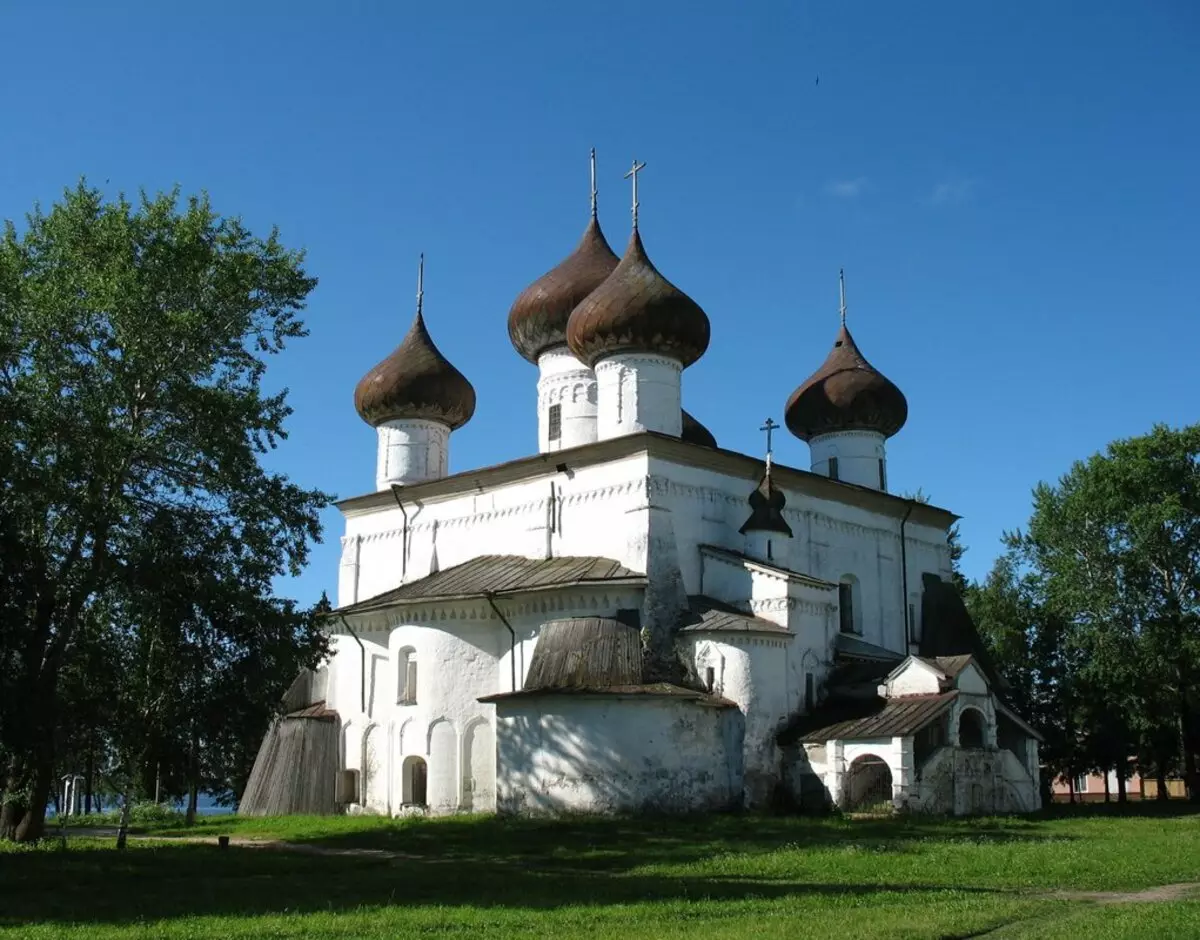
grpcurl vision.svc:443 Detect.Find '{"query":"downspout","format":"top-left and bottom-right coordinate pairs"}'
top-left (485, 593), bottom-right (518, 692)
top-left (339, 615), bottom-right (367, 715)
top-left (900, 502), bottom-right (915, 650)
top-left (389, 484), bottom-right (408, 580)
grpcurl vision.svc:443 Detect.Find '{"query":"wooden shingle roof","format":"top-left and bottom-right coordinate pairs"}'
top-left (338, 555), bottom-right (645, 613)
top-left (780, 691), bottom-right (958, 745)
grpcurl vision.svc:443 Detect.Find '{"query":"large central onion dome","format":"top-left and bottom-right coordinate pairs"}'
top-left (566, 228), bottom-right (710, 368)
top-left (508, 215), bottom-right (620, 363)
top-left (784, 322), bottom-right (907, 442)
top-left (354, 302), bottom-right (476, 430)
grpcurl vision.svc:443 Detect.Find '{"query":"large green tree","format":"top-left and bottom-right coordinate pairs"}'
top-left (1007, 424), bottom-right (1200, 801)
top-left (0, 182), bottom-right (330, 840)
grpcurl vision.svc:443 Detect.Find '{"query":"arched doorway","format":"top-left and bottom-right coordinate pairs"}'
top-left (402, 755), bottom-right (428, 807)
top-left (959, 708), bottom-right (986, 749)
top-left (845, 755), bottom-right (893, 812)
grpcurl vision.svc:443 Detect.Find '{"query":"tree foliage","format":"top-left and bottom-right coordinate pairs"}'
top-left (0, 182), bottom-right (331, 839)
top-left (967, 423), bottom-right (1200, 802)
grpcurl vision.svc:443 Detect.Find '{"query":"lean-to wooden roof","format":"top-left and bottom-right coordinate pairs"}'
top-left (337, 555), bottom-right (645, 613)
top-left (781, 691), bottom-right (958, 745)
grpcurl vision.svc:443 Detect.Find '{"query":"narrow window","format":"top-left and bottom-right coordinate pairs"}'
top-left (878, 458), bottom-right (887, 491)
top-left (705, 666), bottom-right (715, 693)
top-left (547, 404), bottom-right (562, 442)
top-left (401, 658), bottom-right (418, 704)
top-left (838, 582), bottom-right (855, 634)
top-left (828, 456), bottom-right (840, 481)
top-left (766, 539), bottom-right (773, 561)
top-left (805, 672), bottom-right (815, 712)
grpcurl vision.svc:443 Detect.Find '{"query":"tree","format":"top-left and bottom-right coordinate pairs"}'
top-left (1008, 424), bottom-right (1200, 802)
top-left (0, 182), bottom-right (330, 839)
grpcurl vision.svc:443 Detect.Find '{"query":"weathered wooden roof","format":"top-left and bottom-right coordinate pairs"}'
top-left (914, 654), bottom-right (976, 679)
top-left (834, 633), bottom-right (904, 662)
top-left (523, 617), bottom-right (642, 690)
top-left (781, 691), bottom-right (958, 745)
top-left (678, 596), bottom-right (790, 634)
top-left (338, 555), bottom-right (645, 613)
top-left (699, 544), bottom-right (837, 588)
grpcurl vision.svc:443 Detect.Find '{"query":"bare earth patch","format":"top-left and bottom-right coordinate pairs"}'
top-left (1046, 882), bottom-right (1200, 904)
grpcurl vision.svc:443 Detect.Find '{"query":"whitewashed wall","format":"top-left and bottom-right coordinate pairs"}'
top-left (494, 695), bottom-right (743, 814)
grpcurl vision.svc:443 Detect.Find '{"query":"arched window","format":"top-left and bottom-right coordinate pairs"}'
top-left (397, 647), bottom-right (417, 705)
top-left (959, 708), bottom-right (986, 749)
top-left (838, 576), bottom-right (860, 634)
top-left (401, 755), bottom-right (428, 807)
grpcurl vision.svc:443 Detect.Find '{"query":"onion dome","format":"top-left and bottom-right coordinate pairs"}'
top-left (508, 215), bottom-right (620, 363)
top-left (739, 469), bottom-right (793, 536)
top-left (566, 228), bottom-right (711, 368)
top-left (681, 410), bottom-right (717, 448)
top-left (784, 323), bottom-right (907, 442)
top-left (354, 259), bottom-right (476, 429)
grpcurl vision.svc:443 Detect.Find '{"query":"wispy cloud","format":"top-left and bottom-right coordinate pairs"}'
top-left (929, 178), bottom-right (975, 206)
top-left (826, 177), bottom-right (869, 198)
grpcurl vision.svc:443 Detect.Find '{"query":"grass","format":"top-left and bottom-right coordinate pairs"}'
top-left (4, 804), bottom-right (1200, 938)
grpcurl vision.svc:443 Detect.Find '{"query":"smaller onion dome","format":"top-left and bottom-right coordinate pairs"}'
top-left (681, 410), bottom-right (717, 448)
top-left (784, 323), bottom-right (907, 442)
top-left (739, 469), bottom-right (793, 536)
top-left (508, 215), bottom-right (620, 363)
top-left (354, 259), bottom-right (476, 429)
top-left (566, 228), bottom-right (710, 368)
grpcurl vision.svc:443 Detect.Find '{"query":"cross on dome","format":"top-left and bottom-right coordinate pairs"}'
top-left (625, 159), bottom-right (646, 229)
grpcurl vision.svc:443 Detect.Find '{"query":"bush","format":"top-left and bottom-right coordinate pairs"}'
top-left (62, 802), bottom-right (187, 829)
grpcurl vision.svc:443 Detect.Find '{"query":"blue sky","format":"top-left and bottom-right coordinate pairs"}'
top-left (3, 1), bottom-right (1198, 604)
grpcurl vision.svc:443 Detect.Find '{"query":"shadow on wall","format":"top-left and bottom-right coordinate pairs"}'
top-left (495, 695), bottom-right (745, 815)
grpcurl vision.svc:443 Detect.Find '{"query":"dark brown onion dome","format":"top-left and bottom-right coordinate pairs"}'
top-left (353, 310), bottom-right (476, 429)
top-left (739, 471), bottom-right (793, 536)
top-left (784, 324), bottom-right (907, 442)
top-left (507, 216), bottom-right (620, 363)
top-left (681, 409), bottom-right (717, 448)
top-left (566, 229), bottom-right (710, 368)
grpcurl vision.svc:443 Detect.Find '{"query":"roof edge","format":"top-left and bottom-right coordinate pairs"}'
top-left (336, 432), bottom-right (959, 528)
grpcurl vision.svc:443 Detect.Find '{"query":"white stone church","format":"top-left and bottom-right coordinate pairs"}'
top-left (242, 157), bottom-right (1043, 818)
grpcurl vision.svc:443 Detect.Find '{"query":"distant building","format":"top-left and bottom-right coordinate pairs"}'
top-left (1050, 769), bottom-right (1187, 802)
top-left (243, 155), bottom-right (1042, 817)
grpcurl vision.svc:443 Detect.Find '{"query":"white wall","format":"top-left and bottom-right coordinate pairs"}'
top-left (808, 430), bottom-right (887, 491)
top-left (595, 354), bottom-right (683, 439)
top-left (495, 695), bottom-right (743, 814)
top-left (537, 345), bottom-right (598, 452)
top-left (375, 418), bottom-right (450, 490)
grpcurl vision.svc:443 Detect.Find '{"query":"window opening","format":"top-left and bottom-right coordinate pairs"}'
top-left (705, 666), bottom-right (715, 693)
top-left (548, 404), bottom-right (562, 441)
top-left (828, 456), bottom-right (840, 481)
top-left (838, 582), bottom-right (855, 634)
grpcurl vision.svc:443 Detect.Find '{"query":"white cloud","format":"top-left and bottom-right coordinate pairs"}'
top-left (826, 177), bottom-right (869, 198)
top-left (929, 178), bottom-right (975, 206)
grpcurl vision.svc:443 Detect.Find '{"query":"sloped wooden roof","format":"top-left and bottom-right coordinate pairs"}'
top-left (781, 691), bottom-right (958, 745)
top-left (522, 617), bottom-right (642, 690)
top-left (678, 596), bottom-right (790, 634)
top-left (338, 555), bottom-right (645, 613)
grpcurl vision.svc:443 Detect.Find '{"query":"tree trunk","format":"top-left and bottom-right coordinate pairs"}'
top-left (1103, 768), bottom-right (1111, 803)
top-left (0, 761), bottom-right (26, 841)
top-left (84, 741), bottom-right (94, 816)
top-left (1068, 774), bottom-right (1076, 804)
top-left (14, 749), bottom-right (54, 842)
top-left (185, 721), bottom-right (199, 827)
top-left (1156, 757), bottom-right (1170, 800)
top-left (1177, 690), bottom-right (1200, 803)
top-left (1116, 764), bottom-right (1127, 803)
top-left (116, 792), bottom-right (132, 850)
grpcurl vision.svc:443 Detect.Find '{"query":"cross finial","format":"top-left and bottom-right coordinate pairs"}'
top-left (760, 418), bottom-right (780, 472)
top-left (590, 147), bottom-right (598, 218)
top-left (625, 158), bottom-right (646, 229)
top-left (839, 267), bottom-right (847, 327)
top-left (416, 253), bottom-right (424, 319)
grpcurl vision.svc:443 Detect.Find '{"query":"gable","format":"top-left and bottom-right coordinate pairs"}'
top-left (884, 657), bottom-right (944, 697)
top-left (955, 662), bottom-right (989, 695)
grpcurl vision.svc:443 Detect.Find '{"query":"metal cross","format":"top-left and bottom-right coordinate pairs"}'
top-left (839, 267), bottom-right (847, 327)
top-left (760, 418), bottom-right (779, 465)
top-left (416, 253), bottom-right (424, 318)
top-left (590, 147), bottom-right (598, 218)
top-left (625, 158), bottom-right (646, 228)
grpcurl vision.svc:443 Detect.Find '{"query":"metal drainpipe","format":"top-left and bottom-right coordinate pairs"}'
top-left (900, 502), bottom-right (915, 650)
top-left (389, 484), bottom-right (408, 580)
top-left (485, 593), bottom-right (518, 692)
top-left (339, 615), bottom-right (367, 715)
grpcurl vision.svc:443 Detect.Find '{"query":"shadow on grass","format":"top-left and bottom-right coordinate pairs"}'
top-left (0, 812), bottom-right (1076, 928)
top-left (0, 840), bottom-right (1017, 928)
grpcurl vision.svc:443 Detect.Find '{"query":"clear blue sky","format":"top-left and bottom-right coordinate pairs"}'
top-left (4, 1), bottom-right (1198, 604)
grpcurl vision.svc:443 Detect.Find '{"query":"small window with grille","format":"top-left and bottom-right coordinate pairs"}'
top-left (878, 458), bottom-right (887, 491)
top-left (828, 456), bottom-right (840, 481)
top-left (548, 404), bottom-right (562, 441)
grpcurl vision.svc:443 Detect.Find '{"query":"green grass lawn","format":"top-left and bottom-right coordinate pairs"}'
top-left (4, 805), bottom-right (1200, 938)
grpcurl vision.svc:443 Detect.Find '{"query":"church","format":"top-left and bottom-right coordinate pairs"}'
top-left (241, 154), bottom-right (1043, 818)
